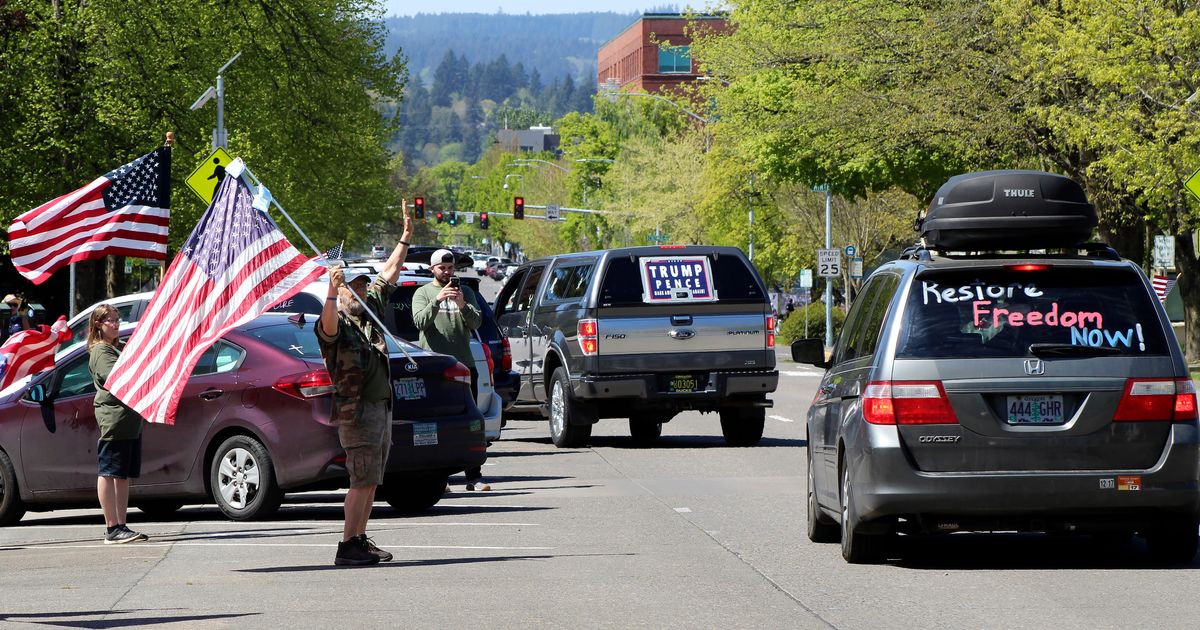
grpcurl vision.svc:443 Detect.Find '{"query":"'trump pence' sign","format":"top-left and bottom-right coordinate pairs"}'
top-left (639, 256), bottom-right (717, 303)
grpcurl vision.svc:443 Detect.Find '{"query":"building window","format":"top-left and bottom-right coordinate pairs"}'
top-left (658, 45), bottom-right (691, 74)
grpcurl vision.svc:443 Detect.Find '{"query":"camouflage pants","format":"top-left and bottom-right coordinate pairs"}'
top-left (338, 400), bottom-right (392, 488)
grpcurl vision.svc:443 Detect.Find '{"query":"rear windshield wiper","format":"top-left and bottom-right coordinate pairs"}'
top-left (1028, 343), bottom-right (1123, 357)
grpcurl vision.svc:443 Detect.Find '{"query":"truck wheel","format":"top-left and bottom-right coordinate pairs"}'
top-left (0, 449), bottom-right (26, 526)
top-left (1143, 517), bottom-right (1199, 565)
top-left (548, 367), bottom-right (593, 448)
top-left (209, 435), bottom-right (283, 521)
top-left (383, 475), bottom-right (447, 513)
top-left (628, 416), bottom-right (663, 446)
top-left (719, 407), bottom-right (765, 446)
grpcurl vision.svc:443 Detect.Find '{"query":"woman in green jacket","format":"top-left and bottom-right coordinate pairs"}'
top-left (87, 304), bottom-right (148, 544)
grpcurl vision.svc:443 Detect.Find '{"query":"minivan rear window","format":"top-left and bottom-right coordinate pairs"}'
top-left (896, 267), bottom-right (1169, 358)
top-left (599, 254), bottom-right (765, 307)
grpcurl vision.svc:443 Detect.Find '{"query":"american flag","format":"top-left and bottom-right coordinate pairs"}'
top-left (0, 316), bottom-right (70, 389)
top-left (324, 240), bottom-right (344, 261)
top-left (106, 164), bottom-right (325, 424)
top-left (1152, 274), bottom-right (1178, 303)
top-left (8, 148), bottom-right (170, 285)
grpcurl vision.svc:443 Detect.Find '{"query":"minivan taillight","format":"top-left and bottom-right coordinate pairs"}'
top-left (273, 370), bottom-right (335, 399)
top-left (500, 337), bottom-right (513, 372)
top-left (766, 315), bottom-right (776, 349)
top-left (862, 381), bottom-right (958, 425)
top-left (1114, 378), bottom-right (1198, 422)
top-left (578, 319), bottom-right (598, 356)
top-left (443, 362), bottom-right (472, 384)
top-left (482, 344), bottom-right (495, 375)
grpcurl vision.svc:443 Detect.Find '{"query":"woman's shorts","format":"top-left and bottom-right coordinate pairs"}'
top-left (97, 437), bottom-right (142, 479)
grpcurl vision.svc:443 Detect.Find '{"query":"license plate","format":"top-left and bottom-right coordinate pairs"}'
top-left (1005, 394), bottom-right (1065, 425)
top-left (393, 378), bottom-right (427, 401)
top-left (668, 375), bottom-right (701, 393)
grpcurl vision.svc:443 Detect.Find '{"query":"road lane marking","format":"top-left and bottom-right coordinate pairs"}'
top-left (2, 543), bottom-right (555, 551)
top-left (673, 507), bottom-right (691, 513)
top-left (769, 415), bottom-right (794, 423)
top-left (781, 370), bottom-right (822, 377)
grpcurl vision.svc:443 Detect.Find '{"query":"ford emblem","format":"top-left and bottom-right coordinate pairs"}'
top-left (668, 329), bottom-right (695, 340)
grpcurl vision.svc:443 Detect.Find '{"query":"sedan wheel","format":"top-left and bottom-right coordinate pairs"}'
top-left (0, 449), bottom-right (26, 526)
top-left (209, 435), bottom-right (282, 521)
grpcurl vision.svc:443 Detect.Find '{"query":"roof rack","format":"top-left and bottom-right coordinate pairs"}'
top-left (899, 241), bottom-right (1121, 262)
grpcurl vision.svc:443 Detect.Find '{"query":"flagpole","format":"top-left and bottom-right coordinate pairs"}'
top-left (234, 163), bottom-right (419, 369)
top-left (69, 265), bottom-right (75, 318)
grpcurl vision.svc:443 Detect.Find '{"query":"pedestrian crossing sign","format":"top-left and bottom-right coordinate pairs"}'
top-left (185, 147), bottom-right (236, 205)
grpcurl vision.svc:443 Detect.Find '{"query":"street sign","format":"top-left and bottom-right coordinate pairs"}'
top-left (466, 212), bottom-right (475, 224)
top-left (844, 245), bottom-right (857, 257)
top-left (124, 259), bottom-right (133, 274)
top-left (545, 204), bottom-right (561, 220)
top-left (1186, 166), bottom-right (1200, 202)
top-left (799, 268), bottom-right (813, 289)
top-left (850, 256), bottom-right (863, 279)
top-left (817, 248), bottom-right (841, 277)
top-left (1153, 235), bottom-right (1175, 269)
top-left (185, 147), bottom-right (236, 205)
top-left (146, 259), bottom-right (161, 268)
top-left (648, 234), bottom-right (670, 243)
top-left (811, 184), bottom-right (829, 193)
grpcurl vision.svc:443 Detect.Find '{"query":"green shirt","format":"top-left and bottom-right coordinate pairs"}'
top-left (411, 280), bottom-right (481, 366)
top-left (89, 342), bottom-right (143, 441)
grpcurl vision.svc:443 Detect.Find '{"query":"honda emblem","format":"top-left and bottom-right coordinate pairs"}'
top-left (1023, 359), bottom-right (1045, 376)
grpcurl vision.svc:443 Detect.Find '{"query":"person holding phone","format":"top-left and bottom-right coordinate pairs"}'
top-left (410, 249), bottom-right (488, 491)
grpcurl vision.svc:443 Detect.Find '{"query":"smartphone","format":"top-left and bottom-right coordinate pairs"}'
top-left (448, 277), bottom-right (460, 289)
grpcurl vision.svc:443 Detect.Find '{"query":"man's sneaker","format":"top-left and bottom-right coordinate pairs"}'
top-left (104, 526), bottom-right (147, 545)
top-left (335, 537), bottom-right (381, 566)
top-left (465, 479), bottom-right (491, 491)
top-left (357, 535), bottom-right (393, 562)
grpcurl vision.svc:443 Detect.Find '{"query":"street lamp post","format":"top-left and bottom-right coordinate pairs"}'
top-left (190, 52), bottom-right (241, 151)
top-left (503, 174), bottom-right (524, 198)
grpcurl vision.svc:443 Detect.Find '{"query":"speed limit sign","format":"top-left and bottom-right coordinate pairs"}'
top-left (817, 248), bottom-right (841, 277)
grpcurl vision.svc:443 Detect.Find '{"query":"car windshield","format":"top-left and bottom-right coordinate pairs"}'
top-left (895, 267), bottom-right (1170, 358)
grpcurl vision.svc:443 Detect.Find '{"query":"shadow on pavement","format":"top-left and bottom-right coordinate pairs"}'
top-left (235, 552), bottom-right (636, 574)
top-left (0, 610), bottom-right (257, 628)
top-left (506, 435), bottom-right (806, 449)
top-left (886, 533), bottom-right (1200, 570)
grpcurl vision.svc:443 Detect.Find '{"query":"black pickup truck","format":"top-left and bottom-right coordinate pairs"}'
top-left (494, 245), bottom-right (779, 447)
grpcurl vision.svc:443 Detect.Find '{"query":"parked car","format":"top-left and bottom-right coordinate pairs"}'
top-left (475, 256), bottom-right (500, 275)
top-left (494, 245), bottom-right (779, 447)
top-left (0, 313), bottom-right (486, 525)
top-left (794, 170), bottom-right (1200, 564)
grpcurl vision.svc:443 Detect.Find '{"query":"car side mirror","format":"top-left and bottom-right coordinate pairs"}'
top-left (791, 338), bottom-right (830, 368)
top-left (27, 383), bottom-right (49, 403)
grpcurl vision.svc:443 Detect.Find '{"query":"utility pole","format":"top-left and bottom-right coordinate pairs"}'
top-left (824, 188), bottom-right (834, 349)
top-left (748, 173), bottom-right (755, 260)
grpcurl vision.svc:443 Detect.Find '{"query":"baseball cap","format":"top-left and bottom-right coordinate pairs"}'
top-left (430, 248), bottom-right (456, 266)
top-left (347, 273), bottom-right (372, 286)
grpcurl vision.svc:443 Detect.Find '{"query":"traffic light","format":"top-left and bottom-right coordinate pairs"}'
top-left (413, 196), bottom-right (425, 219)
top-left (479, 212), bottom-right (489, 229)
top-left (448, 212), bottom-right (458, 226)
top-left (436, 211), bottom-right (444, 224)
top-left (513, 196), bottom-right (524, 220)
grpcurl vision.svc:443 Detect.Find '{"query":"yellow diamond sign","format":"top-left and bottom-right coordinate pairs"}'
top-left (185, 147), bottom-right (237, 205)
top-left (1185, 166), bottom-right (1200, 203)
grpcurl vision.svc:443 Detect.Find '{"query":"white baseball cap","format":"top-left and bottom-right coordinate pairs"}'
top-left (430, 248), bottom-right (456, 266)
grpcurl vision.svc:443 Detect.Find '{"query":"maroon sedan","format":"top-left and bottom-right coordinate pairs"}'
top-left (0, 313), bottom-right (485, 524)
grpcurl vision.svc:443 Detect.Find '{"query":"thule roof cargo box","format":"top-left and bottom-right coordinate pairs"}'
top-left (919, 170), bottom-right (1097, 250)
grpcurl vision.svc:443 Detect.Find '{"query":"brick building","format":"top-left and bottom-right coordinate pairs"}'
top-left (597, 13), bottom-right (729, 94)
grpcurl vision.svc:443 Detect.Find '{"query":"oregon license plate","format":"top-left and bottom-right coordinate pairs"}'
top-left (668, 375), bottom-right (701, 393)
top-left (1006, 394), bottom-right (1065, 425)
top-left (393, 378), bottom-right (427, 401)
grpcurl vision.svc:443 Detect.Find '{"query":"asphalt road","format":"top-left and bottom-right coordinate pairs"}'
top-left (3, 357), bottom-right (1198, 629)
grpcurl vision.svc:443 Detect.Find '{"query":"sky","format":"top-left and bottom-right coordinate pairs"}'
top-left (383, 1), bottom-right (676, 16)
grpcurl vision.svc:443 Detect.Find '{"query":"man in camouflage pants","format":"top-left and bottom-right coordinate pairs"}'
top-left (318, 204), bottom-right (412, 566)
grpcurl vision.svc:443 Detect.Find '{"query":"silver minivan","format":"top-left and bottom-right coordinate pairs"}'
top-left (796, 172), bottom-right (1199, 565)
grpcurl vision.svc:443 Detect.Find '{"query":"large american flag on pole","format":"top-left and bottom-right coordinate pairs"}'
top-left (107, 162), bottom-right (325, 424)
top-left (8, 147), bottom-right (170, 285)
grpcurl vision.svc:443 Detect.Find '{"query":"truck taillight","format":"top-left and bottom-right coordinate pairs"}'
top-left (863, 381), bottom-right (958, 425)
top-left (1114, 379), bottom-right (1198, 422)
top-left (578, 319), bottom-right (598, 356)
top-left (500, 337), bottom-right (513, 372)
top-left (766, 315), bottom-right (775, 349)
top-left (273, 370), bottom-right (335, 399)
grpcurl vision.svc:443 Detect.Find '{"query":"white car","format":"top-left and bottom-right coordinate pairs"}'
top-left (473, 256), bottom-right (499, 275)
